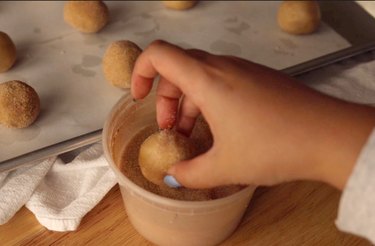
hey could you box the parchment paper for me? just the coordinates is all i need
[0,1,350,163]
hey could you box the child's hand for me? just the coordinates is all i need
[131,40,375,190]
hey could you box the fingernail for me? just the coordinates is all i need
[164,175,181,188]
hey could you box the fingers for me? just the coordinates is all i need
[131,67,155,100]
[186,48,210,61]
[168,150,225,189]
[156,77,182,129]
[155,48,209,132]
[131,40,210,102]
[156,78,202,134]
[177,96,201,136]
[132,40,213,131]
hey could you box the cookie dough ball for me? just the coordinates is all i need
[139,130,196,186]
[0,80,40,128]
[277,1,321,35]
[162,1,197,10]
[102,40,142,89]
[64,1,109,33]
[0,32,16,73]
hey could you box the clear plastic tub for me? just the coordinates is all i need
[102,91,256,246]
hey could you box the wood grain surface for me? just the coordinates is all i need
[0,182,371,246]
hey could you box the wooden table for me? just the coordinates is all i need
[0,181,371,246]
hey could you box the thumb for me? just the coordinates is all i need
[167,151,225,189]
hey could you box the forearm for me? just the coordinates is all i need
[256,74,375,189]
[311,99,375,190]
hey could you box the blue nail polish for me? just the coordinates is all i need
[164,175,181,188]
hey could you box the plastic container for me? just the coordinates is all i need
[103,92,256,246]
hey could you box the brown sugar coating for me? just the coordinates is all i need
[139,129,196,186]
[102,40,142,89]
[162,1,197,10]
[277,1,321,35]
[120,117,243,201]
[0,80,40,128]
[64,1,109,33]
[0,31,17,73]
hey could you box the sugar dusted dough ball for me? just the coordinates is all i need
[64,1,109,33]
[162,1,197,10]
[0,80,40,128]
[0,32,16,73]
[277,1,321,35]
[102,40,142,89]
[139,130,196,186]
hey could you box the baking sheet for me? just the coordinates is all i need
[0,1,350,163]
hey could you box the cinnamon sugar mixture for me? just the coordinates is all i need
[120,118,243,201]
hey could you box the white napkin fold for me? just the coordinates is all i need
[0,143,117,231]
[0,157,55,225]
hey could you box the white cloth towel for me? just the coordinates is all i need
[0,157,55,225]
[336,128,375,243]
[0,143,117,231]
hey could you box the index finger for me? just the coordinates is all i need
[131,40,210,102]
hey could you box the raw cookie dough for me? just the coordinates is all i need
[139,129,196,186]
[162,1,197,10]
[102,40,142,89]
[64,1,109,33]
[121,124,243,201]
[0,31,16,73]
[277,1,321,35]
[0,80,40,128]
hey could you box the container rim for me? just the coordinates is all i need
[102,93,255,210]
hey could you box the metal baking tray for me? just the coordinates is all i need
[2,41,374,172]
[1,1,374,171]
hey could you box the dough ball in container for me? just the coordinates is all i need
[102,40,142,89]
[139,129,196,186]
[0,80,40,128]
[162,1,198,10]
[64,1,109,33]
[277,1,321,35]
[0,31,16,73]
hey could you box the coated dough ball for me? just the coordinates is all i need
[0,32,16,73]
[64,1,109,33]
[139,130,196,186]
[162,1,197,10]
[102,40,142,89]
[0,80,40,128]
[277,1,321,35]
